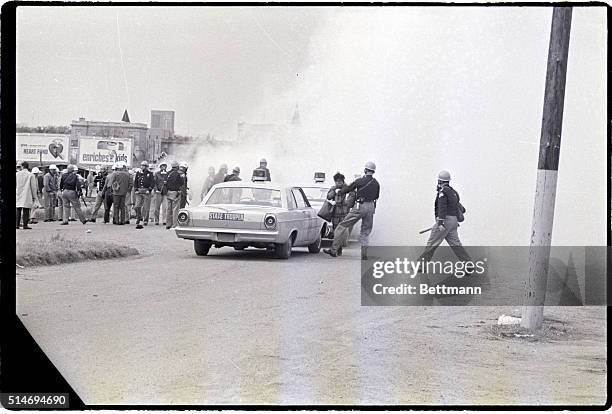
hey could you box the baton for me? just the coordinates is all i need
[80,193,88,207]
[419,227,433,234]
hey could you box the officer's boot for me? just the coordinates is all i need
[361,246,368,260]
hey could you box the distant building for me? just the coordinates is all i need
[149,110,175,158]
[151,110,175,131]
[70,112,153,163]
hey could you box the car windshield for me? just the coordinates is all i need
[205,187,282,207]
[301,187,329,203]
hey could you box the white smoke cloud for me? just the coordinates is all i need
[182,7,606,246]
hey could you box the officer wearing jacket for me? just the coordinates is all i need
[255,158,271,181]
[109,162,133,225]
[134,161,155,229]
[224,166,241,182]
[153,162,169,225]
[88,165,110,222]
[165,161,185,229]
[419,170,471,263]
[324,161,380,260]
[59,165,87,225]
[179,161,190,209]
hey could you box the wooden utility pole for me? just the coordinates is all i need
[522,7,572,330]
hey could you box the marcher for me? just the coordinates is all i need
[102,164,117,224]
[418,170,471,263]
[153,162,169,225]
[224,166,241,182]
[88,165,110,222]
[86,170,95,197]
[110,162,132,225]
[125,169,136,224]
[179,162,190,209]
[134,161,155,229]
[28,167,43,224]
[16,162,22,172]
[165,161,185,229]
[324,161,380,260]
[326,172,357,254]
[16,161,40,229]
[255,158,271,181]
[59,165,87,225]
[200,166,216,201]
[32,167,44,199]
[56,169,64,221]
[213,164,228,185]
[43,165,59,221]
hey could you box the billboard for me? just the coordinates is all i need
[16,134,70,163]
[78,137,133,167]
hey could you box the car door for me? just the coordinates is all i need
[293,187,318,243]
[290,188,312,244]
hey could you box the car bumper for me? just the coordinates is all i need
[174,226,281,243]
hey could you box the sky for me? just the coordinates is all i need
[16,6,607,245]
[17,6,326,136]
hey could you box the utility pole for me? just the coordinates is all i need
[522,7,572,330]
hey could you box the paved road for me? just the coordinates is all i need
[16,222,607,405]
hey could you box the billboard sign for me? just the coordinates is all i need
[16,134,70,163]
[78,137,133,167]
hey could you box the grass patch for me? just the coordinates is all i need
[17,233,139,267]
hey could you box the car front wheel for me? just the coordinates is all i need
[194,240,212,256]
[275,237,293,259]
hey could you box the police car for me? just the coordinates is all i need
[174,181,327,259]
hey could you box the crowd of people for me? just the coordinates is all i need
[17,156,467,264]
[15,158,274,231]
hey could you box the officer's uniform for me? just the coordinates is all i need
[179,170,188,209]
[165,168,184,229]
[256,166,271,181]
[224,173,241,182]
[420,184,471,262]
[153,170,169,224]
[89,171,107,221]
[59,171,87,224]
[330,175,380,254]
[134,169,155,226]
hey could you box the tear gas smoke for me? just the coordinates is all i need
[177,7,606,246]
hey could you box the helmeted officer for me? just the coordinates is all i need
[324,161,380,260]
[224,166,241,182]
[213,164,228,185]
[419,170,471,263]
[255,158,271,181]
[134,160,155,229]
[179,161,190,208]
[165,160,185,229]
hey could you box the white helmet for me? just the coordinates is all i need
[179,161,189,169]
[364,161,376,172]
[31,167,40,174]
[49,164,58,171]
[438,170,451,181]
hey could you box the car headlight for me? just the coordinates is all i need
[178,211,190,224]
[264,214,276,229]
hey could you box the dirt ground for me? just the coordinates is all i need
[15,222,607,406]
